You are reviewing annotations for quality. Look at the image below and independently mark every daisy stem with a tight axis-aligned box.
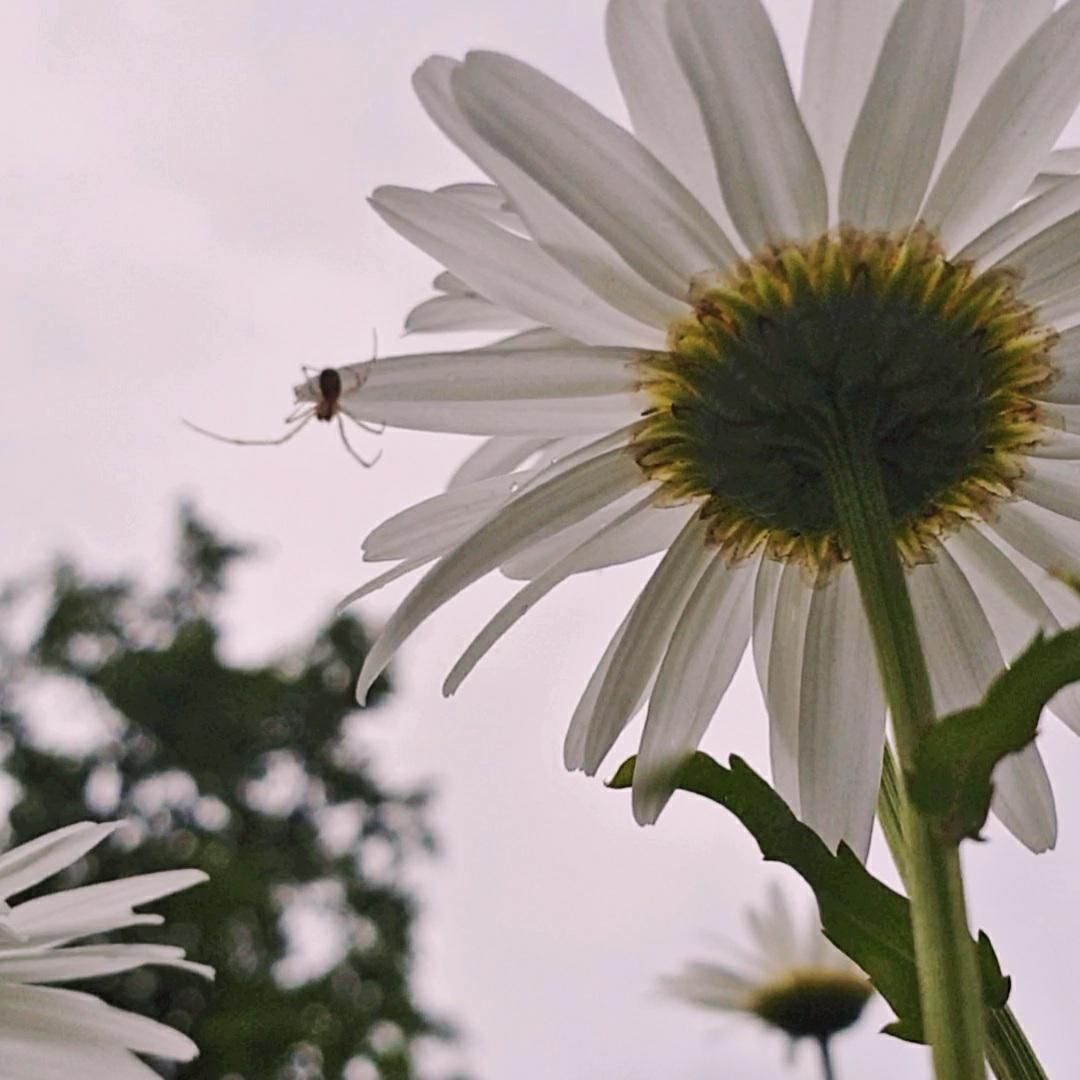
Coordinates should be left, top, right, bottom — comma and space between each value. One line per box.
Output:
824, 422, 986, 1080
878, 748, 1048, 1080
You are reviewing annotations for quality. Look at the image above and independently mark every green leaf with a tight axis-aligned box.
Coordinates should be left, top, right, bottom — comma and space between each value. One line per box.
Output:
909, 627, 1080, 842
610, 752, 1010, 1042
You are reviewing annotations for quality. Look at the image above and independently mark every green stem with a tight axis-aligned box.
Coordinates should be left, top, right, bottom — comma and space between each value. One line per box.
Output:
818, 1037, 837, 1080
878, 748, 1048, 1080
824, 424, 985, 1080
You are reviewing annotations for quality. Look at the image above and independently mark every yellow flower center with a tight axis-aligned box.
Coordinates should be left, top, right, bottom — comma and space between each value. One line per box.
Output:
633, 229, 1056, 575
748, 968, 873, 1041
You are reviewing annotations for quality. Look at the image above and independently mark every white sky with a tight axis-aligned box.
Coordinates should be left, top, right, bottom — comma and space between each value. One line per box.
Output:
3, 2, 1080, 1077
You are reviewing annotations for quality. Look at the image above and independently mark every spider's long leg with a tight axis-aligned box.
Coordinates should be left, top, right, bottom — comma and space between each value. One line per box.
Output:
339, 405, 385, 435
183, 413, 313, 447
337, 415, 381, 467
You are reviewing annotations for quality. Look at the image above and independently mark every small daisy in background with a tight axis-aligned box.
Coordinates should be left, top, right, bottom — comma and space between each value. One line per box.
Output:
662, 884, 873, 1080
0, 820, 212, 1079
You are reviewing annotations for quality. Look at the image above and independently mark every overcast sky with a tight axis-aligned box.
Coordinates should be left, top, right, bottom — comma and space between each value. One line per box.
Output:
4, 2, 1080, 1077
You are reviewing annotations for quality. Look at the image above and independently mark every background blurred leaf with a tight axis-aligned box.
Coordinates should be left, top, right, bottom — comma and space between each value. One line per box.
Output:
0, 504, 467, 1080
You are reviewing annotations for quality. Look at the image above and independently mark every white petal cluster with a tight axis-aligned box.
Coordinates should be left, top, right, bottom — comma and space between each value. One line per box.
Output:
0, 822, 212, 1079
328, 0, 1080, 858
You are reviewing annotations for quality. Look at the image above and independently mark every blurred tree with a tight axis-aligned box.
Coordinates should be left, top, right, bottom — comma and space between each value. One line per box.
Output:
0, 505, 464, 1080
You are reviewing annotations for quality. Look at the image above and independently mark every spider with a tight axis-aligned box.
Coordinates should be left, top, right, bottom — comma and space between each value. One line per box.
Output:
185, 365, 383, 467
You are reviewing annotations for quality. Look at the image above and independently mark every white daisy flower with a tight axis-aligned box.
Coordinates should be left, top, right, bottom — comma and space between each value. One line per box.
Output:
330, 0, 1080, 858
0, 821, 213, 1079
662, 884, 872, 1075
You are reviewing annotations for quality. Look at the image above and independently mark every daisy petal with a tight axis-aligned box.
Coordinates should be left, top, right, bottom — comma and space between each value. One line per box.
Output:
565, 606, 637, 771
413, 56, 681, 334
800, 0, 903, 215
0, 824, 116, 904
500, 497, 690, 580
9, 870, 209, 945
447, 437, 550, 488
908, 550, 1057, 851
356, 449, 643, 703
764, 563, 815, 816
436, 181, 522, 231
370, 185, 662, 347
922, 0, 1080, 251
0, 944, 212, 984
995, 206, 1080, 307
0, 983, 198, 1061
404, 293, 537, 334
1018, 458, 1080, 521
444, 493, 660, 696
633, 556, 754, 825
839, 0, 963, 233
583, 514, 714, 773
453, 51, 738, 300
959, 175, 1080, 270
363, 473, 527, 562
667, 0, 827, 250
798, 565, 885, 860
605, 0, 739, 239
938, 0, 1053, 166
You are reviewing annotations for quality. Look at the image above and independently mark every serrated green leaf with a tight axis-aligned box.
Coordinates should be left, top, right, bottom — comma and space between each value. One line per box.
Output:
610, 752, 1011, 1042
909, 627, 1080, 842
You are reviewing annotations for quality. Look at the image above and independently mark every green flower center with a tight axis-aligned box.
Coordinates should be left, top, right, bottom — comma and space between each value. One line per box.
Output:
749, 968, 873, 1041
633, 229, 1056, 573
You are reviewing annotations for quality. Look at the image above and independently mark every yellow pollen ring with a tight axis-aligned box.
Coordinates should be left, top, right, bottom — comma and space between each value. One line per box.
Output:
632, 228, 1058, 577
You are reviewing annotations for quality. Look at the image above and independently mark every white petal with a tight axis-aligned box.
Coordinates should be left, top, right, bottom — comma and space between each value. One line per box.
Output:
0, 824, 116, 904
1004, 212, 1080, 308
444, 492, 661, 696
342, 345, 644, 402
435, 181, 522, 231
992, 742, 1057, 853
355, 449, 643, 703
479, 327, 581, 352
800, 0, 903, 216
1039, 403, 1080, 435
453, 51, 738, 300
959, 175, 1080, 270
1017, 458, 1080, 521
501, 497, 691, 580
1027, 427, 1080, 459
582, 513, 714, 773
9, 870, 208, 945
337, 557, 430, 612
404, 293, 537, 334
0, 983, 198, 1061
948, 526, 1080, 735
907, 550, 1057, 851
363, 473, 527, 562
667, 0, 827, 250
922, 0, 1080, 252
797, 564, 886, 861
839, 0, 963, 233
937, 0, 1054, 167
564, 606, 637, 771
448, 437, 550, 489
605, 0, 740, 241
633, 556, 754, 824
0, 1030, 164, 1080
0, 944, 213, 985
989, 501, 1080, 613
413, 56, 681, 335
763, 563, 814, 816
370, 185, 663, 347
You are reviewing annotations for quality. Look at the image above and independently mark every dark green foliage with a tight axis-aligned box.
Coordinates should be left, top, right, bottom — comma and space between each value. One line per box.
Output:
0, 504, 462, 1080
910, 627, 1080, 843
609, 752, 1011, 1043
